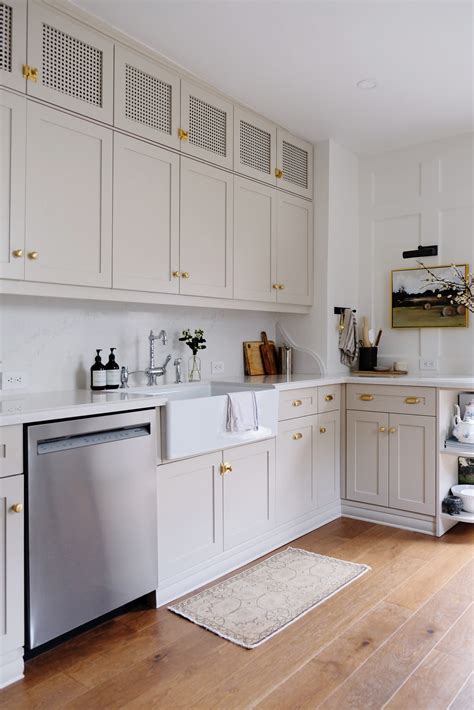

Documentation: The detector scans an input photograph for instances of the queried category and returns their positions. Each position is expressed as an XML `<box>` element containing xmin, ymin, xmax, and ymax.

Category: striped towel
<box><xmin>339</xmin><ymin>309</ymin><xmax>359</xmax><ymax>367</ymax></box>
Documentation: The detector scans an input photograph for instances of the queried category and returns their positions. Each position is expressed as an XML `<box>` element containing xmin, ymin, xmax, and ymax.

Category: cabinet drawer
<box><xmin>0</xmin><ymin>425</ymin><xmax>23</xmax><ymax>478</ymax></box>
<box><xmin>346</xmin><ymin>384</ymin><xmax>436</xmax><ymax>416</ymax></box>
<box><xmin>318</xmin><ymin>385</ymin><xmax>341</xmax><ymax>413</ymax></box>
<box><xmin>279</xmin><ymin>388</ymin><xmax>317</xmax><ymax>421</ymax></box>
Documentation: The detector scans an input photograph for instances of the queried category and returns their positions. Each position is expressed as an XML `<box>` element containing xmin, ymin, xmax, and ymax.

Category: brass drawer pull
<box><xmin>320</xmin><ymin>427</ymin><xmax>326</xmax><ymax>434</ymax></box>
<box><xmin>220</xmin><ymin>462</ymin><xmax>232</xmax><ymax>475</ymax></box>
<box><xmin>292</xmin><ymin>432</ymin><xmax>303</xmax><ymax>440</ymax></box>
<box><xmin>324</xmin><ymin>394</ymin><xmax>334</xmax><ymax>402</ymax></box>
<box><xmin>360</xmin><ymin>394</ymin><xmax>374</xmax><ymax>401</ymax></box>
<box><xmin>405</xmin><ymin>397</ymin><xmax>421</xmax><ymax>405</ymax></box>
<box><xmin>11</xmin><ymin>503</ymin><xmax>23</xmax><ymax>513</ymax></box>
<box><xmin>389</xmin><ymin>427</ymin><xmax>397</xmax><ymax>434</ymax></box>
<box><xmin>292</xmin><ymin>399</ymin><xmax>302</xmax><ymax>407</ymax></box>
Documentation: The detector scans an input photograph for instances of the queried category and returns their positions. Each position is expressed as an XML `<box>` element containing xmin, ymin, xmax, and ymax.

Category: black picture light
<box><xmin>402</xmin><ymin>245</ymin><xmax>438</xmax><ymax>259</ymax></box>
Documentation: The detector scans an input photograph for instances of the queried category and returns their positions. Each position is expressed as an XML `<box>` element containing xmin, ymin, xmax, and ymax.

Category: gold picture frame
<box><xmin>391</xmin><ymin>264</ymin><xmax>469</xmax><ymax>329</ymax></box>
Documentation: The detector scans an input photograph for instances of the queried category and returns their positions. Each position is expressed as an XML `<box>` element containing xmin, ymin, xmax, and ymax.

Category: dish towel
<box><xmin>226</xmin><ymin>391</ymin><xmax>259</xmax><ymax>432</ymax></box>
<box><xmin>339</xmin><ymin>308</ymin><xmax>359</xmax><ymax>367</ymax></box>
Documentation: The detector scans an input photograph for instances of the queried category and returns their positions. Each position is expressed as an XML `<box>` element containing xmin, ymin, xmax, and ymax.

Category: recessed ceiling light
<box><xmin>357</xmin><ymin>78</ymin><xmax>377</xmax><ymax>90</ymax></box>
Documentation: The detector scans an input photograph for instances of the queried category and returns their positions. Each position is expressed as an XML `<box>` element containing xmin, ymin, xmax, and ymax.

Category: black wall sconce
<box><xmin>402</xmin><ymin>244</ymin><xmax>438</xmax><ymax>259</ymax></box>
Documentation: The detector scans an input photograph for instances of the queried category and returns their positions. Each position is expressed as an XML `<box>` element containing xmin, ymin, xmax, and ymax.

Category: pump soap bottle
<box><xmin>90</xmin><ymin>349</ymin><xmax>106</xmax><ymax>391</ymax></box>
<box><xmin>106</xmin><ymin>348</ymin><xmax>120</xmax><ymax>390</ymax></box>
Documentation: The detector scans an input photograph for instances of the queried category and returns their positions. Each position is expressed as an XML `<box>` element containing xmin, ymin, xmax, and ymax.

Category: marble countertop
<box><xmin>218</xmin><ymin>373</ymin><xmax>474</xmax><ymax>391</ymax></box>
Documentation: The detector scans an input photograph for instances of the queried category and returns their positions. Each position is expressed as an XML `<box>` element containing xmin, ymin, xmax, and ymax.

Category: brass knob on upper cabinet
<box><xmin>389</xmin><ymin>427</ymin><xmax>397</xmax><ymax>434</ymax></box>
<box><xmin>12</xmin><ymin>249</ymin><xmax>23</xmax><ymax>258</ymax></box>
<box><xmin>275</xmin><ymin>168</ymin><xmax>284</xmax><ymax>179</ymax></box>
<box><xmin>22</xmin><ymin>64</ymin><xmax>39</xmax><ymax>82</ymax></box>
<box><xmin>181</xmin><ymin>271</ymin><xmax>190</xmax><ymax>279</ymax></box>
<box><xmin>28</xmin><ymin>251</ymin><xmax>39</xmax><ymax>260</ymax></box>
<box><xmin>11</xmin><ymin>503</ymin><xmax>23</xmax><ymax>513</ymax></box>
<box><xmin>172</xmin><ymin>271</ymin><xmax>181</xmax><ymax>278</ymax></box>
<box><xmin>178</xmin><ymin>128</ymin><xmax>189</xmax><ymax>141</ymax></box>
<box><xmin>379</xmin><ymin>427</ymin><xmax>386</xmax><ymax>433</ymax></box>
<box><xmin>324</xmin><ymin>394</ymin><xmax>334</xmax><ymax>402</ymax></box>
<box><xmin>320</xmin><ymin>427</ymin><xmax>327</xmax><ymax>434</ymax></box>
<box><xmin>292</xmin><ymin>432</ymin><xmax>303</xmax><ymax>440</ymax></box>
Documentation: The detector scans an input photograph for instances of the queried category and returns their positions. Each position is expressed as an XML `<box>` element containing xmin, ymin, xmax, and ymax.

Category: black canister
<box><xmin>358</xmin><ymin>346</ymin><xmax>378</xmax><ymax>371</ymax></box>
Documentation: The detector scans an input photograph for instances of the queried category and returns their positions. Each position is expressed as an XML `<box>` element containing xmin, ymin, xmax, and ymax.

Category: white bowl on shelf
<box><xmin>452</xmin><ymin>485</ymin><xmax>474</xmax><ymax>513</ymax></box>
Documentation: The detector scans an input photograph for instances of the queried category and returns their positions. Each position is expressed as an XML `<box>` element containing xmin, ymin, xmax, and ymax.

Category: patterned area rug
<box><xmin>168</xmin><ymin>547</ymin><xmax>370</xmax><ymax>648</ymax></box>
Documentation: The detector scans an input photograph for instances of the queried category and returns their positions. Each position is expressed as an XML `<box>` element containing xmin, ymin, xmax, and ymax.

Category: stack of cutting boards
<box><xmin>243</xmin><ymin>332</ymin><xmax>279</xmax><ymax>375</ymax></box>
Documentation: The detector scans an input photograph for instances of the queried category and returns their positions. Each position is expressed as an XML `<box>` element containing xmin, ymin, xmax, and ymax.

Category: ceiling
<box><xmin>74</xmin><ymin>0</ymin><xmax>474</xmax><ymax>154</ymax></box>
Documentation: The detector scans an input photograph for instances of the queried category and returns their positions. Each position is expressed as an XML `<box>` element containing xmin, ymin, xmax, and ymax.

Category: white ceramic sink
<box><xmin>126</xmin><ymin>382</ymin><xmax>278</xmax><ymax>460</ymax></box>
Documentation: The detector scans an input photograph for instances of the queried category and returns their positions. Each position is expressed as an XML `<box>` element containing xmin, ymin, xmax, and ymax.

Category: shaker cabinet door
<box><xmin>316</xmin><ymin>411</ymin><xmax>341</xmax><ymax>508</ymax></box>
<box><xmin>0</xmin><ymin>475</ymin><xmax>24</xmax><ymax>657</ymax></box>
<box><xmin>113</xmin><ymin>133</ymin><xmax>179</xmax><ymax>294</ymax></box>
<box><xmin>276</xmin><ymin>416</ymin><xmax>317</xmax><ymax>524</ymax></box>
<box><xmin>0</xmin><ymin>0</ymin><xmax>27</xmax><ymax>92</ymax></box>
<box><xmin>276</xmin><ymin>192</ymin><xmax>313</xmax><ymax>305</ymax></box>
<box><xmin>346</xmin><ymin>410</ymin><xmax>389</xmax><ymax>507</ymax></box>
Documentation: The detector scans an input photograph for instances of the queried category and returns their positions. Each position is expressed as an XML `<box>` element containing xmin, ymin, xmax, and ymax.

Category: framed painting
<box><xmin>391</xmin><ymin>264</ymin><xmax>469</xmax><ymax>328</ymax></box>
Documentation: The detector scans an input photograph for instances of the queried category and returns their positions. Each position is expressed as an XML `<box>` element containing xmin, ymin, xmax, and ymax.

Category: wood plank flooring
<box><xmin>2</xmin><ymin>518</ymin><xmax>473</xmax><ymax>709</ymax></box>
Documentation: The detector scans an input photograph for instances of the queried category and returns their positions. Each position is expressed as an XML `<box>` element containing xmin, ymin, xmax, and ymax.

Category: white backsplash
<box><xmin>0</xmin><ymin>296</ymin><xmax>279</xmax><ymax>392</ymax></box>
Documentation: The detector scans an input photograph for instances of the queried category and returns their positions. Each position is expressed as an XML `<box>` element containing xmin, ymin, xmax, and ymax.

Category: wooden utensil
<box><xmin>362</xmin><ymin>317</ymin><xmax>371</xmax><ymax>347</ymax></box>
<box><xmin>375</xmin><ymin>329</ymin><xmax>383</xmax><ymax>347</ymax></box>
<box><xmin>260</xmin><ymin>331</ymin><xmax>278</xmax><ymax>375</ymax></box>
<box><xmin>243</xmin><ymin>342</ymin><xmax>265</xmax><ymax>376</ymax></box>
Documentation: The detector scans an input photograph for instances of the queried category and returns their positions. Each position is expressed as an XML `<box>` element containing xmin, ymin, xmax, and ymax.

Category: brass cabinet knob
<box><xmin>389</xmin><ymin>427</ymin><xmax>397</xmax><ymax>434</ymax></box>
<box><xmin>181</xmin><ymin>271</ymin><xmax>190</xmax><ymax>279</ymax></box>
<box><xmin>324</xmin><ymin>394</ymin><xmax>334</xmax><ymax>402</ymax></box>
<box><xmin>278</xmin><ymin>284</ymin><xmax>285</xmax><ymax>290</ymax></box>
<box><xmin>28</xmin><ymin>251</ymin><xmax>39</xmax><ymax>260</ymax></box>
<box><xmin>320</xmin><ymin>427</ymin><xmax>327</xmax><ymax>434</ymax></box>
<box><xmin>172</xmin><ymin>271</ymin><xmax>181</xmax><ymax>278</ymax></box>
<box><xmin>220</xmin><ymin>462</ymin><xmax>232</xmax><ymax>475</ymax></box>
<box><xmin>272</xmin><ymin>284</ymin><xmax>280</xmax><ymax>290</ymax></box>
<box><xmin>275</xmin><ymin>168</ymin><xmax>284</xmax><ymax>179</ymax></box>
<box><xmin>12</xmin><ymin>249</ymin><xmax>23</xmax><ymax>258</ymax></box>
<box><xmin>22</xmin><ymin>64</ymin><xmax>39</xmax><ymax>82</ymax></box>
<box><xmin>292</xmin><ymin>432</ymin><xmax>303</xmax><ymax>440</ymax></box>
<box><xmin>405</xmin><ymin>397</ymin><xmax>420</xmax><ymax>405</ymax></box>
<box><xmin>11</xmin><ymin>503</ymin><xmax>23</xmax><ymax>513</ymax></box>
<box><xmin>292</xmin><ymin>399</ymin><xmax>302</xmax><ymax>407</ymax></box>
<box><xmin>379</xmin><ymin>427</ymin><xmax>386</xmax><ymax>433</ymax></box>
<box><xmin>178</xmin><ymin>128</ymin><xmax>189</xmax><ymax>141</ymax></box>
<box><xmin>360</xmin><ymin>394</ymin><xmax>374</xmax><ymax>401</ymax></box>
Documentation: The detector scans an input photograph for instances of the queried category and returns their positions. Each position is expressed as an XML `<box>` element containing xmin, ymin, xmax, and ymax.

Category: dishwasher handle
<box><xmin>37</xmin><ymin>424</ymin><xmax>151</xmax><ymax>455</ymax></box>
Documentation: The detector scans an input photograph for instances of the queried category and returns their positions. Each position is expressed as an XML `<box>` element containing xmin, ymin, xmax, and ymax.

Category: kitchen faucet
<box><xmin>145</xmin><ymin>329</ymin><xmax>171</xmax><ymax>386</ymax></box>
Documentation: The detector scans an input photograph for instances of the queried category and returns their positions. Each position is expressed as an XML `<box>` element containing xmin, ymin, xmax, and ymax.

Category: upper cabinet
<box><xmin>276</xmin><ymin>129</ymin><xmax>313</xmax><ymax>199</ymax></box>
<box><xmin>276</xmin><ymin>192</ymin><xmax>313</xmax><ymax>305</ymax></box>
<box><xmin>114</xmin><ymin>45</ymin><xmax>180</xmax><ymax>150</ymax></box>
<box><xmin>180</xmin><ymin>80</ymin><xmax>233</xmax><ymax>170</ymax></box>
<box><xmin>0</xmin><ymin>0</ymin><xmax>26</xmax><ymax>92</ymax></box>
<box><xmin>26</xmin><ymin>1</ymin><xmax>114</xmax><ymax>123</ymax></box>
<box><xmin>234</xmin><ymin>107</ymin><xmax>276</xmax><ymax>186</ymax></box>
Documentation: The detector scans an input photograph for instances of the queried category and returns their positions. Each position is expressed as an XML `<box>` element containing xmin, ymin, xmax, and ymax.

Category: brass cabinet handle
<box><xmin>292</xmin><ymin>399</ymin><xmax>302</xmax><ymax>407</ymax></box>
<box><xmin>28</xmin><ymin>251</ymin><xmax>39</xmax><ymax>260</ymax></box>
<box><xmin>220</xmin><ymin>462</ymin><xmax>232</xmax><ymax>475</ymax></box>
<box><xmin>324</xmin><ymin>394</ymin><xmax>334</xmax><ymax>402</ymax></box>
<box><xmin>389</xmin><ymin>427</ymin><xmax>397</xmax><ymax>434</ymax></box>
<box><xmin>181</xmin><ymin>271</ymin><xmax>190</xmax><ymax>279</ymax></box>
<box><xmin>405</xmin><ymin>397</ymin><xmax>420</xmax><ymax>405</ymax></box>
<box><xmin>292</xmin><ymin>432</ymin><xmax>303</xmax><ymax>440</ymax></box>
<box><xmin>12</xmin><ymin>249</ymin><xmax>23</xmax><ymax>258</ymax></box>
<box><xmin>379</xmin><ymin>427</ymin><xmax>386</xmax><ymax>433</ymax></box>
<box><xmin>320</xmin><ymin>427</ymin><xmax>326</xmax><ymax>434</ymax></box>
<box><xmin>11</xmin><ymin>503</ymin><xmax>23</xmax><ymax>513</ymax></box>
<box><xmin>360</xmin><ymin>394</ymin><xmax>374</xmax><ymax>401</ymax></box>
<box><xmin>178</xmin><ymin>128</ymin><xmax>189</xmax><ymax>141</ymax></box>
<box><xmin>275</xmin><ymin>168</ymin><xmax>284</xmax><ymax>179</ymax></box>
<box><xmin>172</xmin><ymin>271</ymin><xmax>181</xmax><ymax>278</ymax></box>
<box><xmin>23</xmin><ymin>64</ymin><xmax>39</xmax><ymax>82</ymax></box>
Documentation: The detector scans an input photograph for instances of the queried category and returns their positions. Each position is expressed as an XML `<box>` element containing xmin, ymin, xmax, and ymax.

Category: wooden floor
<box><xmin>2</xmin><ymin>519</ymin><xmax>473</xmax><ymax>709</ymax></box>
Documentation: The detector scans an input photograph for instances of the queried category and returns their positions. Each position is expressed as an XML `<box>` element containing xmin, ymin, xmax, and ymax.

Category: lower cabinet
<box><xmin>317</xmin><ymin>411</ymin><xmax>341</xmax><ymax>508</ymax></box>
<box><xmin>0</xmin><ymin>475</ymin><xmax>24</xmax><ymax>668</ymax></box>
<box><xmin>346</xmin><ymin>410</ymin><xmax>436</xmax><ymax>515</ymax></box>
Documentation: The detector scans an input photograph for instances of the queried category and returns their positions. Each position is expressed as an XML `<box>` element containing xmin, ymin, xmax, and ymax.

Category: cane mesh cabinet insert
<box><xmin>0</xmin><ymin>2</ymin><xmax>12</xmax><ymax>73</ymax></box>
<box><xmin>234</xmin><ymin>107</ymin><xmax>276</xmax><ymax>185</ymax></box>
<box><xmin>276</xmin><ymin>129</ymin><xmax>313</xmax><ymax>199</ymax></box>
<box><xmin>181</xmin><ymin>81</ymin><xmax>233</xmax><ymax>169</ymax></box>
<box><xmin>126</xmin><ymin>64</ymin><xmax>171</xmax><ymax>132</ymax></box>
<box><xmin>0</xmin><ymin>0</ymin><xmax>26</xmax><ymax>92</ymax></box>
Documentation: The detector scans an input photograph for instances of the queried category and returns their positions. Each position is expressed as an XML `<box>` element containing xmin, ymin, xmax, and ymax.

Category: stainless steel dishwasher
<box><xmin>27</xmin><ymin>409</ymin><xmax>158</xmax><ymax>649</ymax></box>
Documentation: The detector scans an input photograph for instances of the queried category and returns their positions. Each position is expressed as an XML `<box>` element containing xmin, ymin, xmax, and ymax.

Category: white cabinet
<box><xmin>222</xmin><ymin>439</ymin><xmax>275</xmax><ymax>550</ymax></box>
<box><xmin>180</xmin><ymin>157</ymin><xmax>233</xmax><ymax>298</ymax></box>
<box><xmin>276</xmin><ymin>128</ymin><xmax>313</xmax><ymax>199</ymax></box>
<box><xmin>0</xmin><ymin>425</ymin><xmax>23</xmax><ymax>478</ymax></box>
<box><xmin>233</xmin><ymin>177</ymin><xmax>277</xmax><ymax>302</ymax></box>
<box><xmin>276</xmin><ymin>192</ymin><xmax>313</xmax><ymax>305</ymax></box>
<box><xmin>180</xmin><ymin>81</ymin><xmax>233</xmax><ymax>169</ymax></box>
<box><xmin>157</xmin><ymin>452</ymin><xmax>223</xmax><ymax>582</ymax></box>
<box><xmin>0</xmin><ymin>0</ymin><xmax>26</xmax><ymax>92</ymax></box>
<box><xmin>234</xmin><ymin>107</ymin><xmax>276</xmax><ymax>185</ymax></box>
<box><xmin>0</xmin><ymin>89</ymin><xmax>25</xmax><ymax>280</ymax></box>
<box><xmin>113</xmin><ymin>133</ymin><xmax>179</xmax><ymax>293</ymax></box>
<box><xmin>317</xmin><ymin>411</ymin><xmax>341</xmax><ymax>508</ymax></box>
<box><xmin>276</xmin><ymin>416</ymin><xmax>317</xmax><ymax>523</ymax></box>
<box><xmin>25</xmin><ymin>102</ymin><xmax>112</xmax><ymax>287</ymax></box>
<box><xmin>388</xmin><ymin>414</ymin><xmax>436</xmax><ymax>515</ymax></box>
<box><xmin>0</xmin><ymin>475</ymin><xmax>24</xmax><ymax>665</ymax></box>
<box><xmin>114</xmin><ymin>45</ymin><xmax>180</xmax><ymax>150</ymax></box>
<box><xmin>346</xmin><ymin>410</ymin><xmax>389</xmax><ymax>506</ymax></box>
<box><xmin>26</xmin><ymin>1</ymin><xmax>114</xmax><ymax>123</ymax></box>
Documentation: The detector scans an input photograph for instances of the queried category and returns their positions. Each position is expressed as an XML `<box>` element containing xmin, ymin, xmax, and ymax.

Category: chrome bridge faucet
<box><xmin>145</xmin><ymin>329</ymin><xmax>171</xmax><ymax>386</ymax></box>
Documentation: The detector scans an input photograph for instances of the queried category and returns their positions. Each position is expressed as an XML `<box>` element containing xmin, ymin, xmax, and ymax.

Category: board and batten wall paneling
<box><xmin>359</xmin><ymin>132</ymin><xmax>474</xmax><ymax>375</ymax></box>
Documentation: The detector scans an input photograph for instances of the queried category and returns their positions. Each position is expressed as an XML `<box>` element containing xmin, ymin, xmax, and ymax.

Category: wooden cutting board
<box><xmin>243</xmin><ymin>340</ymin><xmax>275</xmax><ymax>376</ymax></box>
<box><xmin>260</xmin><ymin>331</ymin><xmax>278</xmax><ymax>375</ymax></box>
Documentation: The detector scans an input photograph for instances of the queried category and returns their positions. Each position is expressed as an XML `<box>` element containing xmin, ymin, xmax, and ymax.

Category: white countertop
<box><xmin>1</xmin><ymin>373</ymin><xmax>473</xmax><ymax>426</ymax></box>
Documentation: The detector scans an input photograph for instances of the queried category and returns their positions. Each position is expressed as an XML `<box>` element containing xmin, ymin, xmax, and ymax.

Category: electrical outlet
<box><xmin>211</xmin><ymin>361</ymin><xmax>224</xmax><ymax>375</ymax></box>
<box><xmin>1</xmin><ymin>371</ymin><xmax>28</xmax><ymax>390</ymax></box>
<box><xmin>419</xmin><ymin>358</ymin><xmax>439</xmax><ymax>371</ymax></box>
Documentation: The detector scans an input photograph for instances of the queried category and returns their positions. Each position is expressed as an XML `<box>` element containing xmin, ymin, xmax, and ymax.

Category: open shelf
<box><xmin>441</xmin><ymin>438</ymin><xmax>474</xmax><ymax>458</ymax></box>
<box><xmin>441</xmin><ymin>510</ymin><xmax>474</xmax><ymax>524</ymax></box>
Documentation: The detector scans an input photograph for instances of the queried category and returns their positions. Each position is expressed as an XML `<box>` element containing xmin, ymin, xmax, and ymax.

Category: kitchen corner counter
<box><xmin>218</xmin><ymin>373</ymin><xmax>474</xmax><ymax>390</ymax></box>
<box><xmin>0</xmin><ymin>390</ymin><xmax>167</xmax><ymax>426</ymax></box>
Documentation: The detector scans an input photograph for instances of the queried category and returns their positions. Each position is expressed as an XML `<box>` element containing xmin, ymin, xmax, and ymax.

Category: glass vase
<box><xmin>188</xmin><ymin>354</ymin><xmax>201</xmax><ymax>382</ymax></box>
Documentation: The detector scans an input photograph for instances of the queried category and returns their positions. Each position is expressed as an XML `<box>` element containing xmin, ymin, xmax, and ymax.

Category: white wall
<box><xmin>359</xmin><ymin>132</ymin><xmax>474</xmax><ymax>375</ymax></box>
<box><xmin>0</xmin><ymin>295</ymin><xmax>278</xmax><ymax>391</ymax></box>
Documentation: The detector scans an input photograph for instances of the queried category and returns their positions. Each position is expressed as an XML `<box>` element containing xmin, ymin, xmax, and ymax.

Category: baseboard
<box><xmin>0</xmin><ymin>648</ymin><xmax>24</xmax><ymax>689</ymax></box>
<box><xmin>341</xmin><ymin>502</ymin><xmax>436</xmax><ymax>536</ymax></box>
<box><xmin>156</xmin><ymin>502</ymin><xmax>342</xmax><ymax>605</ymax></box>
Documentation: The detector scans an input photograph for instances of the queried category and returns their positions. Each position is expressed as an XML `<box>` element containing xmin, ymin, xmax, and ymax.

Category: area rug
<box><xmin>168</xmin><ymin>547</ymin><xmax>370</xmax><ymax>648</ymax></box>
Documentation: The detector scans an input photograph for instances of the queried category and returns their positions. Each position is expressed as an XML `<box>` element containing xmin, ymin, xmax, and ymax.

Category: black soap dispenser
<box><xmin>105</xmin><ymin>348</ymin><xmax>120</xmax><ymax>390</ymax></box>
<box><xmin>90</xmin><ymin>349</ymin><xmax>106</xmax><ymax>391</ymax></box>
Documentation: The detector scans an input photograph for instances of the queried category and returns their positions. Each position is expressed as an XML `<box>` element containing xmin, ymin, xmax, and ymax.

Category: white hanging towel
<box><xmin>226</xmin><ymin>391</ymin><xmax>259</xmax><ymax>432</ymax></box>
<box><xmin>339</xmin><ymin>309</ymin><xmax>359</xmax><ymax>367</ymax></box>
